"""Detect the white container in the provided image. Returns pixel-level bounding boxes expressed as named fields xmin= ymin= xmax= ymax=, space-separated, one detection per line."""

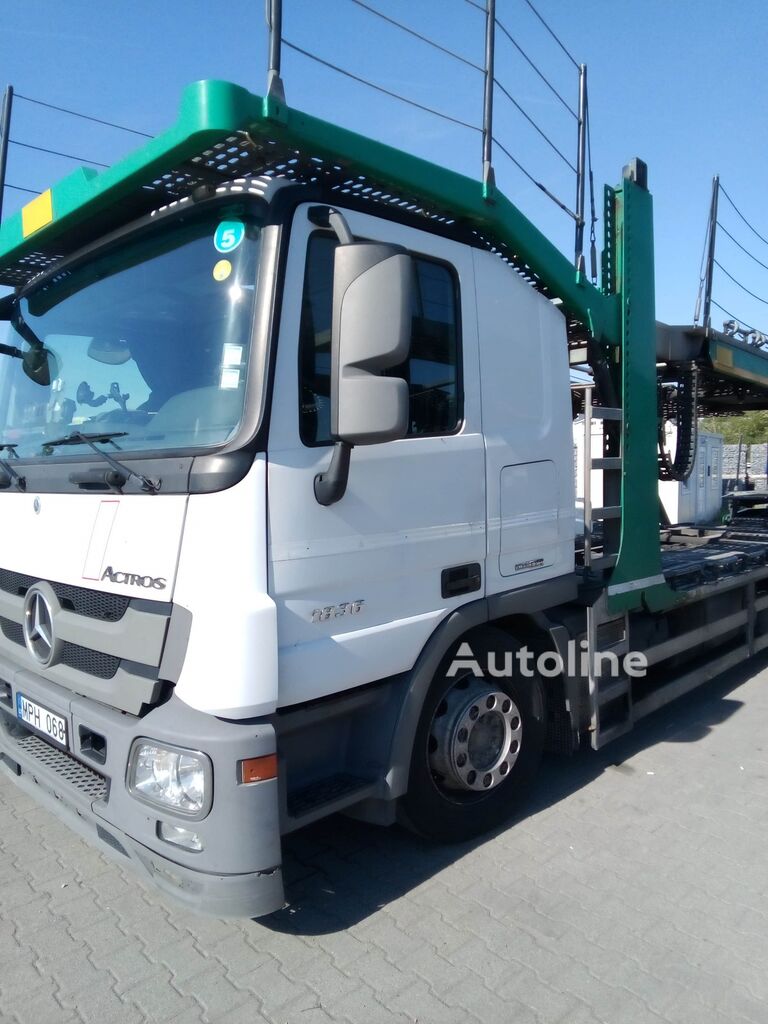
xmin=574 ymin=419 xmax=723 ymax=530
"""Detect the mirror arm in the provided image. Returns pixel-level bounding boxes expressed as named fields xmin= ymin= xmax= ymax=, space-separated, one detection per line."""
xmin=308 ymin=205 xmax=355 ymax=246
xmin=314 ymin=441 xmax=352 ymax=507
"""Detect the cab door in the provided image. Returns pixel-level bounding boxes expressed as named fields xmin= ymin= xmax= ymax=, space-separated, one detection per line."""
xmin=267 ymin=204 xmax=485 ymax=708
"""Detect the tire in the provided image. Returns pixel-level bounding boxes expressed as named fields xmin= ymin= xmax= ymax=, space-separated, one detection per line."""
xmin=399 ymin=627 xmax=545 ymax=842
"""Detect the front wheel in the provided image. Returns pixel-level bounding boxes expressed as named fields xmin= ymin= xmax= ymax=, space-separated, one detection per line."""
xmin=399 ymin=629 xmax=545 ymax=842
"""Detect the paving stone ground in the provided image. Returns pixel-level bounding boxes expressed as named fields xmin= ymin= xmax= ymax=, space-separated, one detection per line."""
xmin=2 ymin=656 xmax=768 ymax=1024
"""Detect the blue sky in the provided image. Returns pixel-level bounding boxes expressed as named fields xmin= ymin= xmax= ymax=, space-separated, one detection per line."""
xmin=1 ymin=0 xmax=767 ymax=332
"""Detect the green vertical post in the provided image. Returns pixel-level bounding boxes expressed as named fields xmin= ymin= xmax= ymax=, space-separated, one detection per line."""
xmin=606 ymin=161 xmax=678 ymax=614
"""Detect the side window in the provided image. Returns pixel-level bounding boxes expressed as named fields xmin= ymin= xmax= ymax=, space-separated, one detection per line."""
xmin=299 ymin=232 xmax=462 ymax=445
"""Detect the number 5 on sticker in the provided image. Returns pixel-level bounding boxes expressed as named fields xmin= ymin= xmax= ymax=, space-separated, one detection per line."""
xmin=214 ymin=221 xmax=245 ymax=253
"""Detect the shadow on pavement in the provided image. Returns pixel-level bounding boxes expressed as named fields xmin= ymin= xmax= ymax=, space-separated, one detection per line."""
xmin=259 ymin=651 xmax=766 ymax=936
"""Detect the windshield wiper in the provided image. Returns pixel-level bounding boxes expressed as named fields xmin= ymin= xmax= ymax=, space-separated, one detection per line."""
xmin=43 ymin=431 xmax=160 ymax=494
xmin=0 ymin=456 xmax=25 ymax=490
xmin=43 ymin=430 xmax=128 ymax=450
xmin=0 ymin=442 xmax=25 ymax=489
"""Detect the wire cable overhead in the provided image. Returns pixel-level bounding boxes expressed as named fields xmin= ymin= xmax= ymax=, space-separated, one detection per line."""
xmin=521 ymin=0 xmax=580 ymax=69
xmin=284 ymin=39 xmax=481 ymax=133
xmin=494 ymin=14 xmax=577 ymax=118
xmin=10 ymin=138 xmax=109 ymax=168
xmin=714 ymin=258 xmax=768 ymax=307
xmin=719 ymin=183 xmax=768 ymax=249
xmin=348 ymin=0 xmax=483 ymax=73
xmin=493 ymin=77 xmax=576 ymax=171
xmin=717 ymin=222 xmax=768 ymax=273
xmin=14 ymin=93 xmax=151 ymax=138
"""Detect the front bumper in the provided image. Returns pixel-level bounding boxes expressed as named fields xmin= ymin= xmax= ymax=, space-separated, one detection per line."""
xmin=0 ymin=667 xmax=285 ymax=918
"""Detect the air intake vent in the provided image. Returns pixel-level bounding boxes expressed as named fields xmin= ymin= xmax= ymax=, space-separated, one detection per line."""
xmin=0 ymin=569 xmax=130 ymax=622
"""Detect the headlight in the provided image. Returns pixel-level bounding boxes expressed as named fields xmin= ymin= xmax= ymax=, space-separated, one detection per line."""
xmin=127 ymin=739 xmax=212 ymax=818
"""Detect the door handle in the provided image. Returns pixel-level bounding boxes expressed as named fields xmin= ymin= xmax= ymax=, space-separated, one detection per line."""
xmin=441 ymin=563 xmax=482 ymax=599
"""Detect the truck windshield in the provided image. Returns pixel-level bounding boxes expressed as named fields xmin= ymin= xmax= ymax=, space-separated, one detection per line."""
xmin=0 ymin=211 xmax=261 ymax=459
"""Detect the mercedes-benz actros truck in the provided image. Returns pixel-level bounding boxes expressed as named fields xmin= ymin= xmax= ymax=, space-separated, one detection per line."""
xmin=2 ymin=80 xmax=768 ymax=917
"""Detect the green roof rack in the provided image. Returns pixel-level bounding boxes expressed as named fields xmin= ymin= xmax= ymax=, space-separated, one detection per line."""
xmin=0 ymin=79 xmax=615 ymax=344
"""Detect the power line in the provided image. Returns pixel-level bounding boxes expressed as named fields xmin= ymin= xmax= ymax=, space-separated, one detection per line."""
xmin=494 ymin=15 xmax=577 ymax=118
xmin=284 ymin=39 xmax=481 ymax=133
xmin=493 ymin=77 xmax=576 ymax=172
xmin=521 ymin=0 xmax=580 ymax=69
xmin=715 ymin=259 xmax=768 ymax=306
xmin=5 ymin=183 xmax=40 ymax=195
xmin=719 ymin=183 xmax=768 ymax=249
xmin=711 ymin=300 xmax=765 ymax=338
xmin=10 ymin=139 xmax=109 ymax=168
xmin=717 ymin=221 xmax=768 ymax=273
xmin=492 ymin=135 xmax=577 ymax=220
xmin=349 ymin=0 xmax=483 ymax=73
xmin=14 ymin=93 xmax=151 ymax=138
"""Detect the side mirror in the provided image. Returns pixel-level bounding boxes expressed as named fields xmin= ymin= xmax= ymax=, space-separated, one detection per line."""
xmin=331 ymin=242 xmax=412 ymax=445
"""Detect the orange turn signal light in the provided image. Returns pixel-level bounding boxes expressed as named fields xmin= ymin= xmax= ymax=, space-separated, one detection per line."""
xmin=239 ymin=754 xmax=278 ymax=784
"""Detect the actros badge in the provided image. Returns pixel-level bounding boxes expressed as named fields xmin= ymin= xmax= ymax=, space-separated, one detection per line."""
xmin=101 ymin=566 xmax=167 ymax=590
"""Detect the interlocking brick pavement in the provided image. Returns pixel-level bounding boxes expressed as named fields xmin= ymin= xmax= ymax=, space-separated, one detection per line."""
xmin=2 ymin=655 xmax=768 ymax=1024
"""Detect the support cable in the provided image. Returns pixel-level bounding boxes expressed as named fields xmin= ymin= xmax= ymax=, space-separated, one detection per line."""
xmin=349 ymin=0 xmax=483 ymax=73
xmin=494 ymin=16 xmax=577 ymax=118
xmin=464 ymin=0 xmax=578 ymax=118
xmin=10 ymin=139 xmax=109 ymax=168
xmin=5 ymin=183 xmax=40 ymax=195
xmin=493 ymin=77 xmax=576 ymax=171
xmin=719 ymin=183 xmax=768 ymax=248
xmin=521 ymin=0 xmax=580 ymax=69
xmin=717 ymin=222 xmax=768 ymax=273
xmin=711 ymin=300 xmax=765 ymax=339
xmin=283 ymin=40 xmax=480 ymax=133
xmin=714 ymin=259 xmax=768 ymax=306
xmin=493 ymin=135 xmax=577 ymax=220
xmin=14 ymin=93 xmax=151 ymax=137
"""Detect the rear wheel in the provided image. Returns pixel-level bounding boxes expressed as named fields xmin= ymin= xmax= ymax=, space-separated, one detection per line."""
xmin=399 ymin=629 xmax=545 ymax=841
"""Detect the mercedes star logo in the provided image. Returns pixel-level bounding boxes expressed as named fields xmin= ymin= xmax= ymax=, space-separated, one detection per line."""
xmin=23 ymin=588 xmax=56 ymax=667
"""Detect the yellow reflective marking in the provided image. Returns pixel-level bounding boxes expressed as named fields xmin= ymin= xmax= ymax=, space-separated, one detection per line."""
xmin=21 ymin=190 xmax=54 ymax=238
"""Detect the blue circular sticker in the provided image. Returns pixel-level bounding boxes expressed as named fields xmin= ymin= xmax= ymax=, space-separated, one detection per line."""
xmin=214 ymin=220 xmax=245 ymax=254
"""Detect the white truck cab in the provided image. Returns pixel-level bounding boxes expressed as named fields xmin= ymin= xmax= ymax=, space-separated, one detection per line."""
xmin=0 ymin=173 xmax=575 ymax=916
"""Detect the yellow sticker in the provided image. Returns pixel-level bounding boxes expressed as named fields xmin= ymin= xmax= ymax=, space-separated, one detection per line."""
xmin=213 ymin=259 xmax=232 ymax=282
xmin=21 ymin=189 xmax=54 ymax=238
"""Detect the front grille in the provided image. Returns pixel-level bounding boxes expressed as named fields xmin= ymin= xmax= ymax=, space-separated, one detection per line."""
xmin=13 ymin=731 xmax=108 ymax=801
xmin=0 ymin=568 xmax=129 ymax=622
xmin=0 ymin=616 xmax=24 ymax=646
xmin=0 ymin=617 xmax=119 ymax=679
xmin=59 ymin=642 xmax=119 ymax=680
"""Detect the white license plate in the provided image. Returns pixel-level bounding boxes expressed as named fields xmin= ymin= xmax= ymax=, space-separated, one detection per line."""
xmin=16 ymin=693 xmax=68 ymax=750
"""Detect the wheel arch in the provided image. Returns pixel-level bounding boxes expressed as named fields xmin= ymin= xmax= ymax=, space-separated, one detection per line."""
xmin=384 ymin=573 xmax=578 ymax=800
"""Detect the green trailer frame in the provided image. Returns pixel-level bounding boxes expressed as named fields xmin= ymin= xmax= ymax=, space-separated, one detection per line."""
xmin=0 ymin=79 xmax=676 ymax=612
